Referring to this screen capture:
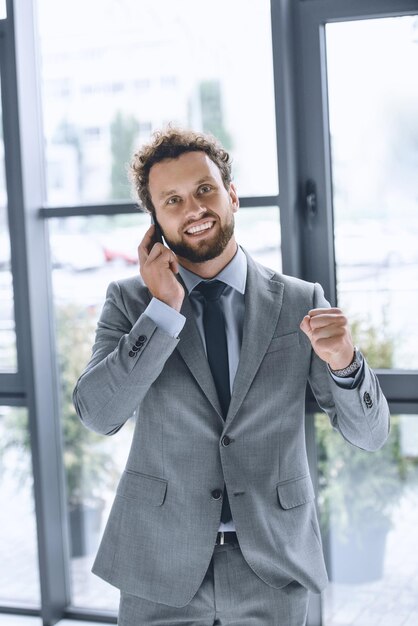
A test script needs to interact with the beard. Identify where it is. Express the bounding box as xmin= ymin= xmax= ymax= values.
xmin=162 ymin=211 xmax=235 ymax=263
